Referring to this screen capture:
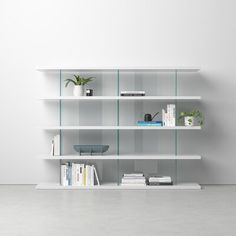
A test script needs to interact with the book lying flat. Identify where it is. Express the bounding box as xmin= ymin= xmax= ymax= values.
xmin=123 ymin=173 xmax=144 ymax=177
xmin=120 ymin=91 xmax=145 ymax=96
xmin=121 ymin=183 xmax=146 ymax=186
xmin=148 ymin=182 xmax=173 ymax=186
xmin=122 ymin=176 xmax=145 ymax=179
xmin=121 ymin=179 xmax=146 ymax=184
xmin=137 ymin=123 xmax=162 ymax=126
